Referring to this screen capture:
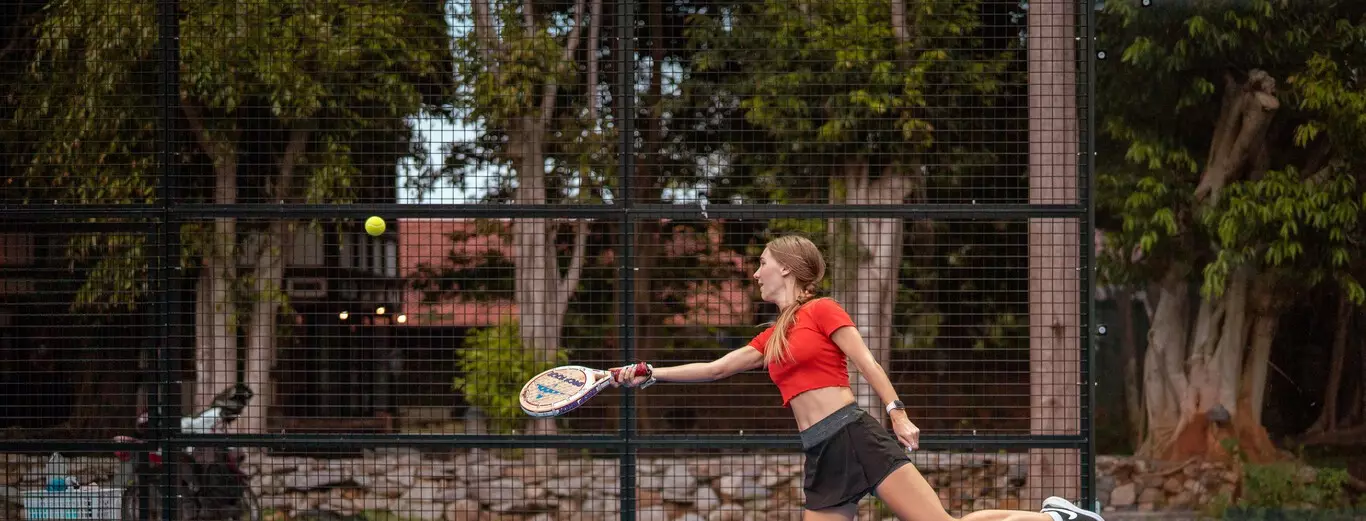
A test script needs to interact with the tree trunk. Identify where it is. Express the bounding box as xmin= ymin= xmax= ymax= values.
xmin=515 ymin=0 xmax=586 ymax=461
xmin=1244 ymin=275 xmax=1277 ymax=429
xmin=240 ymin=221 xmax=290 ymax=434
xmin=831 ymin=160 xmax=912 ymax=426
xmin=202 ymin=253 xmax=237 ymax=407
xmin=1026 ymin=0 xmax=1081 ymax=506
xmin=512 ymin=118 xmax=586 ymax=459
xmin=1137 ymin=269 xmax=1281 ymax=463
xmin=1143 ymin=264 xmax=1190 ymax=448
xmin=510 ymin=126 xmax=559 ymax=456
xmin=1136 ymin=70 xmax=1284 ymax=466
xmin=1115 ymin=288 xmax=1145 ymax=449
xmin=238 ymin=127 xmax=307 ymax=434
xmin=1347 ymin=329 xmax=1366 ymax=427
xmin=469 ymin=0 xmax=589 ymax=462
xmin=198 ymin=220 xmax=239 ymax=412
xmin=1306 ymin=294 xmax=1351 ymax=434
xmin=1236 ymin=277 xmax=1279 ymax=459
xmin=185 ymin=108 xmax=240 ymax=413
xmin=511 ymin=151 xmax=587 ymax=461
